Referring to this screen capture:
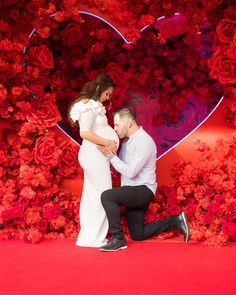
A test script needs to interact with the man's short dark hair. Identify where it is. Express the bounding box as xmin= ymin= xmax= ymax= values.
xmin=113 ymin=108 xmax=136 ymax=121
